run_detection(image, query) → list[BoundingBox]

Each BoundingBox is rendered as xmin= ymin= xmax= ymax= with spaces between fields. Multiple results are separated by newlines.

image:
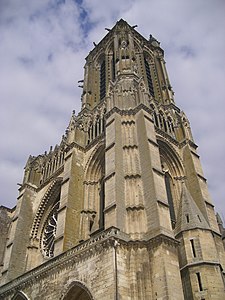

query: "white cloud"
xmin=0 ymin=0 xmax=224 ymax=222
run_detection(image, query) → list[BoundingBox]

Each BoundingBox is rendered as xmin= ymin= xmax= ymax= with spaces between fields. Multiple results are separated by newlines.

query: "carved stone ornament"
xmin=121 ymin=40 xmax=127 ymax=48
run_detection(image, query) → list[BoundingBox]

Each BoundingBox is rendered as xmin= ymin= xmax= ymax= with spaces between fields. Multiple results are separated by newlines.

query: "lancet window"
xmin=144 ymin=57 xmax=155 ymax=97
xmin=87 ymin=112 xmax=105 ymax=145
xmin=12 ymin=292 xmax=29 ymax=300
xmin=100 ymin=59 xmax=106 ymax=100
xmin=159 ymin=140 xmax=184 ymax=230
xmin=41 ymin=148 xmax=64 ymax=184
xmin=152 ymin=109 xmax=175 ymax=138
xmin=164 ymin=172 xmax=176 ymax=228
xmin=81 ymin=144 xmax=105 ymax=240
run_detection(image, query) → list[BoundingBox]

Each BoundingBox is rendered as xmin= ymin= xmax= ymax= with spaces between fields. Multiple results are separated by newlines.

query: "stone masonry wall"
xmin=0 ymin=229 xmax=185 ymax=300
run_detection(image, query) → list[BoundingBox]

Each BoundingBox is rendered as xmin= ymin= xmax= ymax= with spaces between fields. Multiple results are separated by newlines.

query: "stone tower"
xmin=0 ymin=19 xmax=225 ymax=300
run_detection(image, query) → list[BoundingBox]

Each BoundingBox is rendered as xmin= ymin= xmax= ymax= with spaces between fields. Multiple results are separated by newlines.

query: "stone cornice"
xmin=146 ymin=233 xmax=179 ymax=249
xmin=105 ymin=103 xmax=153 ymax=120
xmin=84 ymin=134 xmax=105 ymax=152
xmin=65 ymin=141 xmax=85 ymax=153
xmin=0 ymin=230 xmax=179 ymax=296
xmin=78 ymin=100 xmax=106 ymax=117
xmin=0 ymin=227 xmax=120 ymax=295
xmin=155 ymin=127 xmax=179 ymax=147
xmin=18 ymin=183 xmax=37 ymax=193
xmin=180 ymin=260 xmax=221 ymax=272
xmin=0 ymin=205 xmax=15 ymax=213
xmin=38 ymin=167 xmax=64 ymax=191
xmin=175 ymin=227 xmax=213 ymax=238
xmin=161 ymin=103 xmax=181 ymax=112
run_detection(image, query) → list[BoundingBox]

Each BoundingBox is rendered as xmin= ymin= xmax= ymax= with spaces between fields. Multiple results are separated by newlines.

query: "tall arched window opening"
xmin=12 ymin=291 xmax=29 ymax=300
xmin=144 ymin=57 xmax=155 ymax=97
xmin=112 ymin=51 xmax=116 ymax=81
xmin=82 ymin=144 xmax=105 ymax=239
xmin=100 ymin=59 xmax=106 ymax=100
xmin=165 ymin=172 xmax=176 ymax=228
xmin=62 ymin=282 xmax=93 ymax=300
xmin=99 ymin=177 xmax=105 ymax=230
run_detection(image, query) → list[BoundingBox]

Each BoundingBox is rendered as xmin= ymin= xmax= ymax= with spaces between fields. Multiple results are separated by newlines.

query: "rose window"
xmin=41 ymin=202 xmax=59 ymax=258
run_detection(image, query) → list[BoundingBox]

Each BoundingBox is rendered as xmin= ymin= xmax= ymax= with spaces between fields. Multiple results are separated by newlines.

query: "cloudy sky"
xmin=0 ymin=0 xmax=224 ymax=219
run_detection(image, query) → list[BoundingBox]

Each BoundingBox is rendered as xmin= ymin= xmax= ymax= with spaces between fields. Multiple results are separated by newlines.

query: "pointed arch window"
xmin=164 ymin=172 xmax=176 ymax=228
xmin=99 ymin=176 xmax=105 ymax=230
xmin=12 ymin=292 xmax=29 ymax=300
xmin=100 ymin=59 xmax=106 ymax=100
xmin=83 ymin=145 xmax=105 ymax=239
xmin=112 ymin=51 xmax=116 ymax=81
xmin=144 ymin=57 xmax=155 ymax=97
xmin=62 ymin=281 xmax=93 ymax=300
xmin=154 ymin=112 xmax=159 ymax=127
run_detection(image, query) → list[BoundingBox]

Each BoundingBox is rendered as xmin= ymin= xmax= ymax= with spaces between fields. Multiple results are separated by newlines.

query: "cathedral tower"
xmin=0 ymin=19 xmax=225 ymax=300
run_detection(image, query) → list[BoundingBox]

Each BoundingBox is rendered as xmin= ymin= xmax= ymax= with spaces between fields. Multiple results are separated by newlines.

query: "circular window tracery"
xmin=41 ymin=201 xmax=59 ymax=258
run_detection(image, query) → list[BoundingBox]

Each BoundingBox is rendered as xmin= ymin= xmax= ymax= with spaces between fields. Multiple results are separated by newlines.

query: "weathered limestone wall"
xmin=0 ymin=229 xmax=185 ymax=300
xmin=104 ymin=111 xmax=126 ymax=231
xmin=186 ymin=265 xmax=224 ymax=300
xmin=177 ymin=229 xmax=225 ymax=299
xmin=55 ymin=146 xmax=84 ymax=255
xmin=0 ymin=207 xmax=13 ymax=276
xmin=1 ymin=186 xmax=36 ymax=284
xmin=0 ymin=230 xmax=116 ymax=300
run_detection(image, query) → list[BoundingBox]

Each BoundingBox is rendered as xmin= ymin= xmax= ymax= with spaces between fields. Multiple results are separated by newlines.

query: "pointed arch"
xmin=157 ymin=138 xmax=185 ymax=227
xmin=81 ymin=142 xmax=105 ymax=239
xmin=133 ymin=38 xmax=143 ymax=53
xmin=143 ymin=51 xmax=155 ymax=97
xmin=61 ymin=281 xmax=94 ymax=300
xmin=12 ymin=291 xmax=29 ymax=300
xmin=26 ymin=177 xmax=62 ymax=270
xmin=30 ymin=177 xmax=63 ymax=239
xmin=100 ymin=59 xmax=106 ymax=100
xmin=107 ymin=41 xmax=116 ymax=81
xmin=84 ymin=140 xmax=105 ymax=180
xmin=157 ymin=138 xmax=184 ymax=177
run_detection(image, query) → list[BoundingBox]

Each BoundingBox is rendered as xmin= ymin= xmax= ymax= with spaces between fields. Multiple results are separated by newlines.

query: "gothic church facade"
xmin=0 ymin=19 xmax=225 ymax=300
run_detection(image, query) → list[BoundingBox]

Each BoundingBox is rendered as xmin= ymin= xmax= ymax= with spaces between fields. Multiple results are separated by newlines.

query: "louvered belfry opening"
xmin=100 ymin=59 xmax=106 ymax=100
xmin=144 ymin=57 xmax=154 ymax=97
